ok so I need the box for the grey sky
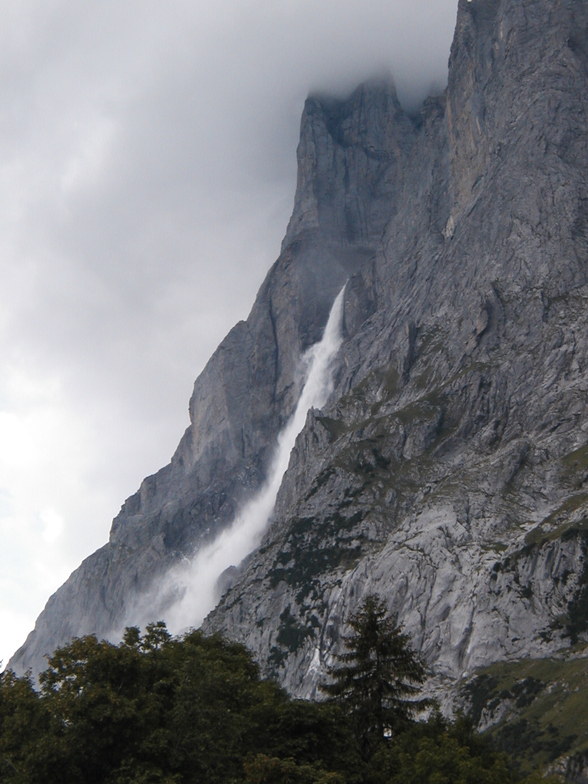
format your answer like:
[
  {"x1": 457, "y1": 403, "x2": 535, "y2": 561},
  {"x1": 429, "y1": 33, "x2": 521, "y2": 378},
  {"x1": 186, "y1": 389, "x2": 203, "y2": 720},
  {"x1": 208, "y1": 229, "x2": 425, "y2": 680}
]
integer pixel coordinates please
[{"x1": 0, "y1": 0, "x2": 457, "y2": 666}]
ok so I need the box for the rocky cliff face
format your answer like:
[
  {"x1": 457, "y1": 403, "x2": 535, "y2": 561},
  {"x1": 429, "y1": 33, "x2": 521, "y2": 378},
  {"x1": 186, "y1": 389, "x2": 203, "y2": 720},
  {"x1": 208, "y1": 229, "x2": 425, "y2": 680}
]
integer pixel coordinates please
[
  {"x1": 205, "y1": 0, "x2": 588, "y2": 698},
  {"x1": 9, "y1": 79, "x2": 413, "y2": 677},
  {"x1": 11, "y1": 0, "x2": 588, "y2": 737}
]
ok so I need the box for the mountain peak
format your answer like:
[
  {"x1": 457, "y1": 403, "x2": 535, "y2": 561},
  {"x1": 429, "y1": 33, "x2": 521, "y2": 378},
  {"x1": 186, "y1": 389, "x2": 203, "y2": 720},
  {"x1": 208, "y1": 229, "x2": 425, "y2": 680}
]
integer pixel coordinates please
[{"x1": 282, "y1": 78, "x2": 414, "y2": 251}]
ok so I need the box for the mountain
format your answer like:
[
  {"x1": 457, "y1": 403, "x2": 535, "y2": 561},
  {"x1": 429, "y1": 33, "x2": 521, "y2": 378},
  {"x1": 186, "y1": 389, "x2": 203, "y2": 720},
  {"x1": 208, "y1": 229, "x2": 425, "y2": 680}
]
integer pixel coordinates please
[
  {"x1": 9, "y1": 75, "x2": 412, "y2": 677},
  {"x1": 205, "y1": 0, "x2": 588, "y2": 696},
  {"x1": 10, "y1": 0, "x2": 588, "y2": 765}
]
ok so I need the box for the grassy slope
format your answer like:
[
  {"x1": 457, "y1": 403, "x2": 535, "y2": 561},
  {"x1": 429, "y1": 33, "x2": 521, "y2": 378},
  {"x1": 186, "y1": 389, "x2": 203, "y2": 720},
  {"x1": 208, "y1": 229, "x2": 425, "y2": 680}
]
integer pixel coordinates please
[{"x1": 462, "y1": 649, "x2": 588, "y2": 774}]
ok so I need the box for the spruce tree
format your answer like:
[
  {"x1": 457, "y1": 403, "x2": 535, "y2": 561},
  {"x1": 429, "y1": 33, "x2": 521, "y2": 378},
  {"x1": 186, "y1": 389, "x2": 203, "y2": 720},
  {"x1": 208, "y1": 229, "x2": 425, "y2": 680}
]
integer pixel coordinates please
[{"x1": 321, "y1": 594, "x2": 427, "y2": 758}]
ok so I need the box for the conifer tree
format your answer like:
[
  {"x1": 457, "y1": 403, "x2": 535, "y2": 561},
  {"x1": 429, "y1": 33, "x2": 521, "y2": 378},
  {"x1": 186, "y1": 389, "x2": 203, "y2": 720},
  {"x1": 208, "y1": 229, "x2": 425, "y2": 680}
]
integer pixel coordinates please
[{"x1": 321, "y1": 594, "x2": 427, "y2": 758}]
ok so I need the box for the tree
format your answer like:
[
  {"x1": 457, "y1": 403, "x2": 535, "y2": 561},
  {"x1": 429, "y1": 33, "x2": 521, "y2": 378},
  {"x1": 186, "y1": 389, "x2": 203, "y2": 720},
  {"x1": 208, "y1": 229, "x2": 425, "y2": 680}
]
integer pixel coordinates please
[
  {"x1": 2, "y1": 623, "x2": 355, "y2": 783},
  {"x1": 321, "y1": 594, "x2": 427, "y2": 758},
  {"x1": 0, "y1": 669, "x2": 50, "y2": 782},
  {"x1": 244, "y1": 753, "x2": 345, "y2": 784},
  {"x1": 0, "y1": 622, "x2": 560, "y2": 783},
  {"x1": 366, "y1": 714, "x2": 518, "y2": 784}
]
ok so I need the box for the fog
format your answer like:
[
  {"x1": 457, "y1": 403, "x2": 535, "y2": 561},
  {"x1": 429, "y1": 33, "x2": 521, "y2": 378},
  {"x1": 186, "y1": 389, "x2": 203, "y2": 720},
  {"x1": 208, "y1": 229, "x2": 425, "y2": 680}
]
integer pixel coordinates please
[{"x1": 0, "y1": 0, "x2": 457, "y2": 666}]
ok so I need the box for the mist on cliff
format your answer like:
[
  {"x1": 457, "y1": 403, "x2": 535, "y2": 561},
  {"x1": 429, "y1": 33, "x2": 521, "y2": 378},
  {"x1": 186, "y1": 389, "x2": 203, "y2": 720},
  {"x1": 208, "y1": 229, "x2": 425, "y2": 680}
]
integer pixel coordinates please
[
  {"x1": 135, "y1": 287, "x2": 346, "y2": 634},
  {"x1": 0, "y1": 0, "x2": 457, "y2": 665}
]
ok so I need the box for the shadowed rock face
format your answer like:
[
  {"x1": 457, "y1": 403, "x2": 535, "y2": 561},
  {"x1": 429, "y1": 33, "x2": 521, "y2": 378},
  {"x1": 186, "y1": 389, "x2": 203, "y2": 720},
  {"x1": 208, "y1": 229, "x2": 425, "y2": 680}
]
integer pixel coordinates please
[
  {"x1": 9, "y1": 79, "x2": 414, "y2": 677},
  {"x1": 205, "y1": 0, "x2": 588, "y2": 699},
  {"x1": 11, "y1": 0, "x2": 588, "y2": 705}
]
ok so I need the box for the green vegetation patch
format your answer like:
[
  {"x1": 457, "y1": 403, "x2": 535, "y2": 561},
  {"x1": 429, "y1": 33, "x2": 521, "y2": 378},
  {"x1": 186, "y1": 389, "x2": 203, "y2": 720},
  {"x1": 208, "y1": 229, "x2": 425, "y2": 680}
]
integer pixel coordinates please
[
  {"x1": 268, "y1": 512, "x2": 365, "y2": 603},
  {"x1": 316, "y1": 417, "x2": 348, "y2": 442},
  {"x1": 276, "y1": 606, "x2": 316, "y2": 654},
  {"x1": 562, "y1": 444, "x2": 588, "y2": 473},
  {"x1": 524, "y1": 497, "x2": 588, "y2": 549},
  {"x1": 392, "y1": 391, "x2": 442, "y2": 427},
  {"x1": 463, "y1": 655, "x2": 588, "y2": 774},
  {"x1": 0, "y1": 624, "x2": 362, "y2": 784},
  {"x1": 0, "y1": 613, "x2": 567, "y2": 783}
]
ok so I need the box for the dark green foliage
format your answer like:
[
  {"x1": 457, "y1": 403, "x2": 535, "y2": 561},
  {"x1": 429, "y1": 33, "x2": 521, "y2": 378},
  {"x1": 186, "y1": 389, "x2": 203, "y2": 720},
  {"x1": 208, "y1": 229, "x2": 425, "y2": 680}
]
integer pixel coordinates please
[
  {"x1": 0, "y1": 620, "x2": 562, "y2": 783},
  {"x1": 244, "y1": 754, "x2": 344, "y2": 783},
  {"x1": 34, "y1": 623, "x2": 274, "y2": 783},
  {"x1": 364, "y1": 714, "x2": 554, "y2": 784},
  {"x1": 276, "y1": 607, "x2": 315, "y2": 653},
  {"x1": 0, "y1": 624, "x2": 359, "y2": 784},
  {"x1": 463, "y1": 675, "x2": 545, "y2": 722},
  {"x1": 464, "y1": 673, "x2": 499, "y2": 726},
  {"x1": 493, "y1": 718, "x2": 577, "y2": 766},
  {"x1": 460, "y1": 656, "x2": 588, "y2": 775},
  {"x1": 0, "y1": 669, "x2": 50, "y2": 781},
  {"x1": 268, "y1": 514, "x2": 364, "y2": 602},
  {"x1": 321, "y1": 594, "x2": 428, "y2": 759}
]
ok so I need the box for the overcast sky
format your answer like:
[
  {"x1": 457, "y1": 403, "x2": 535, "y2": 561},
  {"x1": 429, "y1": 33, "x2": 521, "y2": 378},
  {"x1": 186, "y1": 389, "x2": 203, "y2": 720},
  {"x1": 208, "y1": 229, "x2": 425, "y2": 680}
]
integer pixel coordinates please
[{"x1": 0, "y1": 0, "x2": 457, "y2": 667}]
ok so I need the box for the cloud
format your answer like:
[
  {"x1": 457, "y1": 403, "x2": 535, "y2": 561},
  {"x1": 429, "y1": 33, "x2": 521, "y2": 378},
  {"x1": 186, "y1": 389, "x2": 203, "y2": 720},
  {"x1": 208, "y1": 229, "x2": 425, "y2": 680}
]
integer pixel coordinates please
[{"x1": 0, "y1": 0, "x2": 457, "y2": 667}]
